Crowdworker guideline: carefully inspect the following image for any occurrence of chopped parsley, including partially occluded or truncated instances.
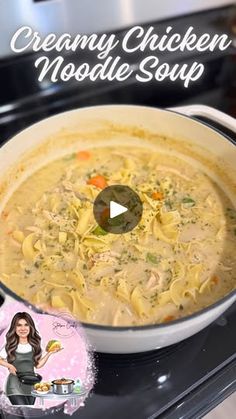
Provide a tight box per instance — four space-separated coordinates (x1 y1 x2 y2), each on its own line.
34 261 40 268
182 197 196 207
92 225 108 236
227 208 236 219
146 252 160 265
25 269 31 275
63 153 76 161
164 199 174 210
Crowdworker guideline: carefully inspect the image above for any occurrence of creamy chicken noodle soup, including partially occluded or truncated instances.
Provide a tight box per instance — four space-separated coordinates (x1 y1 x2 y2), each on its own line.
0 145 235 326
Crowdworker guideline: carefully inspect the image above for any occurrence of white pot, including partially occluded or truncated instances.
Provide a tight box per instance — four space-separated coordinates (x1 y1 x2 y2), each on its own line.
0 104 235 353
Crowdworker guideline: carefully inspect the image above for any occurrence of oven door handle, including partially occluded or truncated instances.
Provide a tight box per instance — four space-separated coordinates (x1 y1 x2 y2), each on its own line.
168 105 236 133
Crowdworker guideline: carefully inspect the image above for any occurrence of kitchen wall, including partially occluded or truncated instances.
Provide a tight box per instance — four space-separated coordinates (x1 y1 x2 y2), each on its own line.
0 0 235 58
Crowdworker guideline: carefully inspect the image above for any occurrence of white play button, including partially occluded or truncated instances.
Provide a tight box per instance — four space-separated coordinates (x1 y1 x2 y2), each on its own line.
93 185 143 234
110 200 128 219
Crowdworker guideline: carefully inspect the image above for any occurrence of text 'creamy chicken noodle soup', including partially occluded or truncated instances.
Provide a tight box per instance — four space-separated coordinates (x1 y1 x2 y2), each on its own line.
0 143 235 326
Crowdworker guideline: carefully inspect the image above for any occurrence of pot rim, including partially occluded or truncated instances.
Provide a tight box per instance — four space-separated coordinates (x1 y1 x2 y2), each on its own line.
0 104 235 152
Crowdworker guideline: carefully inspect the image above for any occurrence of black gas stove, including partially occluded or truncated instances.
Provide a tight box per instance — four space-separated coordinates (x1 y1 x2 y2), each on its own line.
0 5 235 419
88 305 236 419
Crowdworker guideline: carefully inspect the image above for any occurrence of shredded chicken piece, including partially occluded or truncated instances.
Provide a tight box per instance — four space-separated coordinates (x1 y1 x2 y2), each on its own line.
124 306 133 317
92 251 121 263
62 180 74 191
145 269 167 292
11 239 21 248
146 271 160 290
156 166 192 181
112 308 121 326
75 193 93 203
219 263 232 272
43 210 73 226
26 226 42 233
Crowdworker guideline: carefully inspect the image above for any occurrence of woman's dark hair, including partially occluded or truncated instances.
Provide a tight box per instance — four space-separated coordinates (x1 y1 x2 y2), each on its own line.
5 312 42 366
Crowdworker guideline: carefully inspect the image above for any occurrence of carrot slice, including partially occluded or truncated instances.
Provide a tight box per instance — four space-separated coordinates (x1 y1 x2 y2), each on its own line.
87 175 107 189
152 191 164 200
212 275 219 285
101 208 110 220
77 150 91 160
163 315 175 323
1 211 9 219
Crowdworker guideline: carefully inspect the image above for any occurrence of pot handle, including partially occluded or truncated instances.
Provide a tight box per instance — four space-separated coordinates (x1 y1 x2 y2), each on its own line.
168 105 236 133
0 285 16 307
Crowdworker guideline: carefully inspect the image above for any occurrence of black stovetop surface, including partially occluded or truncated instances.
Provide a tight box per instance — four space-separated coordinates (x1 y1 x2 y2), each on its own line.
0 5 236 419
73 306 236 419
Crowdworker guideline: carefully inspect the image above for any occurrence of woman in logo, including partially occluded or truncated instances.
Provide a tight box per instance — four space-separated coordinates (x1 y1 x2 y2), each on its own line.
0 312 61 405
